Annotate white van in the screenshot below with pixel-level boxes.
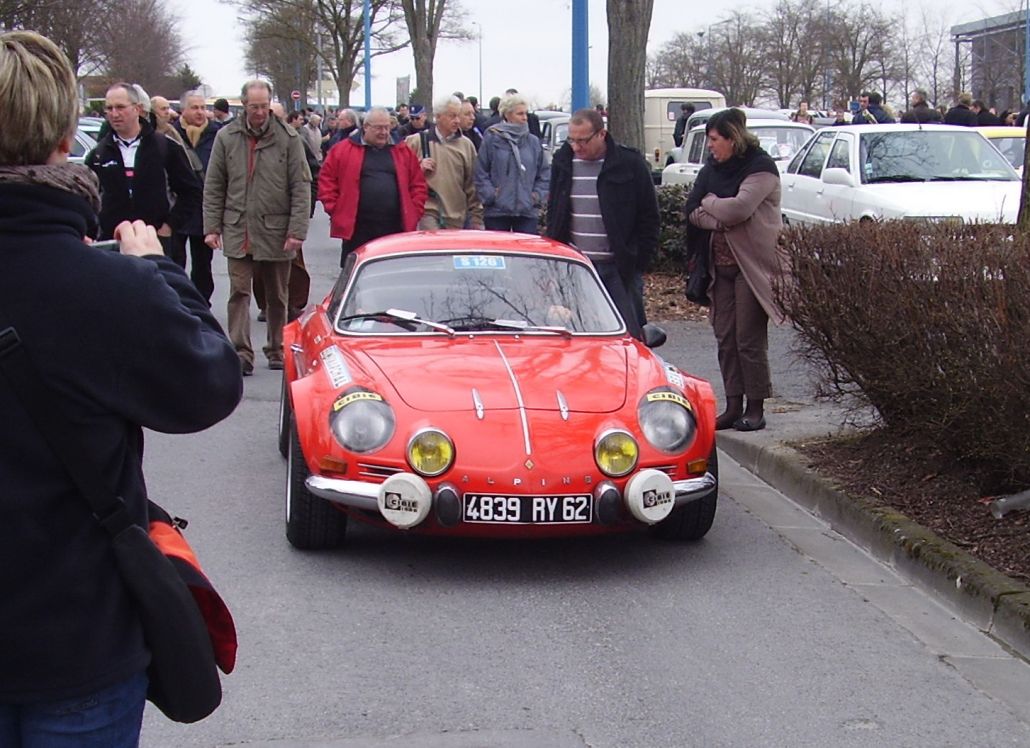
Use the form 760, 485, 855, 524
644, 88, 726, 177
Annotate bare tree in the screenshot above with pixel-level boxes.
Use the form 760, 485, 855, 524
825, 1, 893, 103
8, 0, 112, 78
708, 11, 766, 106
606, 0, 653, 151
244, 7, 317, 105
399, 0, 469, 110
761, 0, 826, 108
647, 32, 706, 89
103, 0, 185, 95
234, 0, 408, 107
916, 6, 954, 107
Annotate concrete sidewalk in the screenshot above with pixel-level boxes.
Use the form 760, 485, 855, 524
713, 396, 1030, 664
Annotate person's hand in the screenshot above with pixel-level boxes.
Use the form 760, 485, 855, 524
114, 220, 163, 257
283, 237, 303, 253
156, 223, 172, 237
204, 232, 222, 250
420, 157, 436, 175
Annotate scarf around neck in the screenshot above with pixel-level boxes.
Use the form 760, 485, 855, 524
0, 162, 101, 214
492, 121, 529, 172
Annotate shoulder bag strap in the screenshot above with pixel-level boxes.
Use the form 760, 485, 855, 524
0, 325, 133, 536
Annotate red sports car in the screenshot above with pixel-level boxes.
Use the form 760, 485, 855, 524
279, 231, 718, 549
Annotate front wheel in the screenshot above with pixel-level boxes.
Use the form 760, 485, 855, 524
286, 418, 347, 550
277, 374, 290, 459
650, 448, 718, 541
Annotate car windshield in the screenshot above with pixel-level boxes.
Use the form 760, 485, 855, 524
755, 126, 813, 161
859, 130, 1018, 184
334, 252, 623, 335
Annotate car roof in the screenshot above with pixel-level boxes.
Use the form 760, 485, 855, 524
688, 118, 813, 134
688, 106, 789, 125
535, 110, 569, 120
976, 126, 1027, 138
818, 123, 987, 134
352, 230, 588, 264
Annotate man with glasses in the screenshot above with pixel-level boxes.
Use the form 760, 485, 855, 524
544, 108, 659, 339
318, 107, 427, 266
203, 79, 311, 375
86, 82, 201, 246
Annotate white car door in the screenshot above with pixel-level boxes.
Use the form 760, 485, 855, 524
661, 128, 708, 187
781, 130, 836, 226
817, 134, 857, 222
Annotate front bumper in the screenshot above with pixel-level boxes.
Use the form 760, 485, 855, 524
305, 469, 717, 529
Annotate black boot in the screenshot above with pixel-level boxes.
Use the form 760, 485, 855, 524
715, 395, 744, 431
734, 398, 766, 432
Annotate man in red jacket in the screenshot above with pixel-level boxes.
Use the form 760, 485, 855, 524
318, 107, 427, 266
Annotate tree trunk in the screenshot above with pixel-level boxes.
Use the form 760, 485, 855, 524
402, 0, 445, 110
606, 0, 653, 153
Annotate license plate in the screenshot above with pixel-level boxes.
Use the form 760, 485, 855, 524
462, 494, 593, 524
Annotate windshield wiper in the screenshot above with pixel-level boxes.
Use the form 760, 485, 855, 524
337, 308, 455, 334
865, 174, 925, 183
440, 316, 572, 336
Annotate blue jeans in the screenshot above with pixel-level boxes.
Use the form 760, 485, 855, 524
483, 215, 539, 234
0, 672, 147, 748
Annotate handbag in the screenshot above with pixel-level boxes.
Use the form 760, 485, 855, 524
685, 251, 711, 307
0, 325, 236, 724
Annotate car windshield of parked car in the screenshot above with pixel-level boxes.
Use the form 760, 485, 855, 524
859, 130, 1018, 184
755, 126, 812, 161
335, 252, 623, 335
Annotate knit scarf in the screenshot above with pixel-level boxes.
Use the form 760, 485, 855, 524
0, 162, 101, 214
492, 121, 528, 173
184, 122, 208, 148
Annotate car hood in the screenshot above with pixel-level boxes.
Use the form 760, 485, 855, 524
358, 338, 629, 413
861, 181, 1021, 221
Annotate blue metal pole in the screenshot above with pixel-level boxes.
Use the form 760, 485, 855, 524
571, 0, 588, 112
364, 0, 372, 109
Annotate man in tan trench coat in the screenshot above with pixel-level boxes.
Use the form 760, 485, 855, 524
203, 80, 310, 374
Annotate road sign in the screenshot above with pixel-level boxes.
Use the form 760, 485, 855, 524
291, 90, 301, 100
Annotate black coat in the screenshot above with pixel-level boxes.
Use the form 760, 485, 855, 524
0, 179, 242, 703
86, 119, 202, 239
545, 134, 660, 282
899, 104, 943, 124
172, 118, 224, 235
944, 105, 978, 127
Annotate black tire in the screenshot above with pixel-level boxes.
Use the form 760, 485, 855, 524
651, 447, 718, 541
277, 374, 290, 459
286, 418, 347, 550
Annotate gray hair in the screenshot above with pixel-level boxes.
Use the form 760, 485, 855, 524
241, 79, 272, 103
132, 83, 151, 113
363, 106, 391, 123
499, 94, 529, 119
433, 94, 462, 116
338, 108, 360, 127
181, 89, 206, 106
108, 81, 140, 105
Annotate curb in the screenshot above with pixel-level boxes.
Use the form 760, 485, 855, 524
716, 431, 1030, 663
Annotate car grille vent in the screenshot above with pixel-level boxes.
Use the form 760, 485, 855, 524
356, 462, 404, 482
653, 464, 678, 477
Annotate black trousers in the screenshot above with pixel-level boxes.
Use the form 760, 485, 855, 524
167, 234, 214, 304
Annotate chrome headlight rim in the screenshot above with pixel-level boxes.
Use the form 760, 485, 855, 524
638, 390, 697, 454
406, 427, 456, 477
594, 428, 640, 478
328, 389, 396, 454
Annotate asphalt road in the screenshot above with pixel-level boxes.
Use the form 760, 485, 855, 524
139, 209, 1029, 746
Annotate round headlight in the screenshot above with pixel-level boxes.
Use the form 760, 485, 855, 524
329, 391, 395, 453
407, 429, 455, 477
595, 430, 639, 477
639, 394, 696, 453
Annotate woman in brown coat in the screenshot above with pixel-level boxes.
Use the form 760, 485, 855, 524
685, 108, 786, 431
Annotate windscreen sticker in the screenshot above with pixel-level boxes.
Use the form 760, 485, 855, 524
332, 391, 383, 412
320, 346, 352, 389
646, 391, 691, 411
454, 255, 506, 270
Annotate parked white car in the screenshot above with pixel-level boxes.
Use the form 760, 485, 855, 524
661, 119, 814, 188
537, 112, 570, 166
780, 124, 1021, 225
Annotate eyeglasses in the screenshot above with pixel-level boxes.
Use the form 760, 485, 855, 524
245, 103, 270, 111
365, 124, 391, 131
565, 130, 601, 147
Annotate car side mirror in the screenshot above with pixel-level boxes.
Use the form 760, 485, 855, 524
822, 167, 854, 187
641, 323, 667, 349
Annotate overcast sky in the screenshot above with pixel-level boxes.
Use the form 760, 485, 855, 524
174, 0, 1010, 108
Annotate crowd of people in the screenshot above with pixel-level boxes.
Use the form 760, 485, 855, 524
781, 90, 1028, 128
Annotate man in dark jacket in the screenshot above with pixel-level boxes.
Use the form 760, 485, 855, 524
972, 100, 1002, 126
86, 82, 202, 245
545, 108, 659, 338
171, 89, 223, 303
851, 92, 893, 124
672, 102, 696, 147
944, 93, 978, 126
899, 89, 943, 123
0, 29, 242, 744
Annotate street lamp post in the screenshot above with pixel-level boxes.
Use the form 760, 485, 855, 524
473, 21, 483, 104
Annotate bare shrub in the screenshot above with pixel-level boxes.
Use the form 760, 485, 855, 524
778, 221, 1030, 491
